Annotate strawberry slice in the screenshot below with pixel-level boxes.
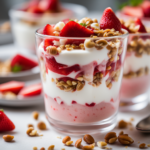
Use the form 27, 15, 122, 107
39, 0, 61, 12
100, 7, 121, 31
43, 24, 54, 35
0, 110, 15, 132
59, 21, 94, 37
122, 6, 144, 18
0, 81, 24, 94
141, 1, 150, 17
121, 24, 131, 33
19, 83, 42, 97
135, 18, 147, 33
11, 54, 38, 71
28, 6, 44, 14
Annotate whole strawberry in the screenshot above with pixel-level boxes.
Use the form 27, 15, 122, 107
100, 7, 121, 31
0, 110, 15, 132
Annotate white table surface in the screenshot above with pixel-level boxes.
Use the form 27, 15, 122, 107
0, 17, 150, 149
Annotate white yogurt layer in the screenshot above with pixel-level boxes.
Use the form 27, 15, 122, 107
123, 53, 150, 74
38, 41, 123, 105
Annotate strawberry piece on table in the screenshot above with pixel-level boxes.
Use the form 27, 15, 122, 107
122, 6, 144, 18
11, 54, 38, 71
100, 7, 121, 31
0, 110, 15, 132
0, 81, 24, 94
60, 21, 94, 37
39, 0, 61, 12
19, 83, 42, 97
43, 24, 54, 35
135, 18, 147, 33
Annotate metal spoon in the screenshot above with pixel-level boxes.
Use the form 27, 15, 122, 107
136, 115, 150, 133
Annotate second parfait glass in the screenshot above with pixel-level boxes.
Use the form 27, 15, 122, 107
120, 33, 150, 111
36, 27, 128, 134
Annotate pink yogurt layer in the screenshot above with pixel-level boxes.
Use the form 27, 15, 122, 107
44, 94, 119, 123
120, 75, 150, 99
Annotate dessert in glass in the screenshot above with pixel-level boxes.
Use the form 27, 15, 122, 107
117, 0, 150, 24
120, 18, 150, 111
9, 0, 87, 53
36, 7, 128, 134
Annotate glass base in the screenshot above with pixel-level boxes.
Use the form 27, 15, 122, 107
120, 93, 149, 111
46, 111, 117, 135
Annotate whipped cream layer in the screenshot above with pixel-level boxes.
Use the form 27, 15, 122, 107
38, 41, 123, 106
123, 53, 150, 74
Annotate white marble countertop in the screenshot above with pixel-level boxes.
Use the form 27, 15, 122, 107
0, 44, 150, 150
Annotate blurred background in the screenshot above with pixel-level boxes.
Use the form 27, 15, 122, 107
0, 0, 126, 20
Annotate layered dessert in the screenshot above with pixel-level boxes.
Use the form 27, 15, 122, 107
9, 0, 75, 52
120, 18, 150, 99
36, 8, 128, 123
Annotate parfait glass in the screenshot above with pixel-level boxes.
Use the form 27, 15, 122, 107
120, 33, 150, 111
35, 28, 128, 134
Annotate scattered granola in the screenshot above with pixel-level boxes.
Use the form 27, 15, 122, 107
62, 136, 71, 144
26, 127, 39, 137
105, 132, 117, 144
83, 134, 95, 144
82, 143, 95, 150
33, 147, 38, 150
48, 145, 55, 150
139, 143, 146, 149
97, 141, 107, 148
65, 141, 73, 146
3, 135, 14, 142
37, 121, 47, 130
32, 111, 39, 120
28, 124, 34, 128
118, 120, 128, 129
75, 138, 82, 149
40, 147, 45, 150
118, 134, 134, 145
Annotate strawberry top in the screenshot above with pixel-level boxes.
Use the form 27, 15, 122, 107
100, 7, 121, 31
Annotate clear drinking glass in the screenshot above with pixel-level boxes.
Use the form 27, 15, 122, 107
35, 27, 128, 134
120, 33, 150, 111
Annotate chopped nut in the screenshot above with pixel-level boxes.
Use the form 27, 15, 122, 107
82, 143, 95, 150
66, 141, 73, 146
37, 121, 46, 130
108, 137, 117, 144
106, 66, 111, 70
105, 132, 117, 144
40, 147, 45, 150
32, 111, 39, 120
84, 39, 95, 48
147, 144, 150, 147
46, 46, 58, 55
26, 127, 38, 137
28, 124, 34, 128
62, 136, 71, 144
61, 148, 65, 150
75, 138, 82, 148
92, 18, 98, 23
48, 145, 55, 150
51, 78, 54, 82
139, 143, 146, 149
118, 134, 134, 145
97, 141, 107, 148
130, 118, 134, 122
3, 135, 14, 142
57, 136, 62, 139
33, 147, 38, 150
118, 120, 128, 129
77, 76, 84, 81
83, 134, 95, 144
76, 81, 85, 91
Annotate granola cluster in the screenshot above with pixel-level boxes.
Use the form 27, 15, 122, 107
0, 60, 11, 75
127, 37, 150, 57
124, 67, 149, 79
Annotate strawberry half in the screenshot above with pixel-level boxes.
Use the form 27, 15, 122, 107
122, 6, 144, 18
135, 18, 147, 33
100, 7, 121, 31
59, 21, 94, 37
141, 1, 150, 17
43, 24, 54, 35
11, 54, 38, 71
121, 24, 131, 33
39, 0, 61, 12
0, 81, 24, 94
0, 110, 15, 132
19, 83, 42, 97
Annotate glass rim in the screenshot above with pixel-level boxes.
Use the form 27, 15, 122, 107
35, 27, 129, 39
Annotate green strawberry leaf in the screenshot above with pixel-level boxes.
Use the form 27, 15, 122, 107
80, 23, 87, 27
12, 65, 22, 73
0, 109, 4, 112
